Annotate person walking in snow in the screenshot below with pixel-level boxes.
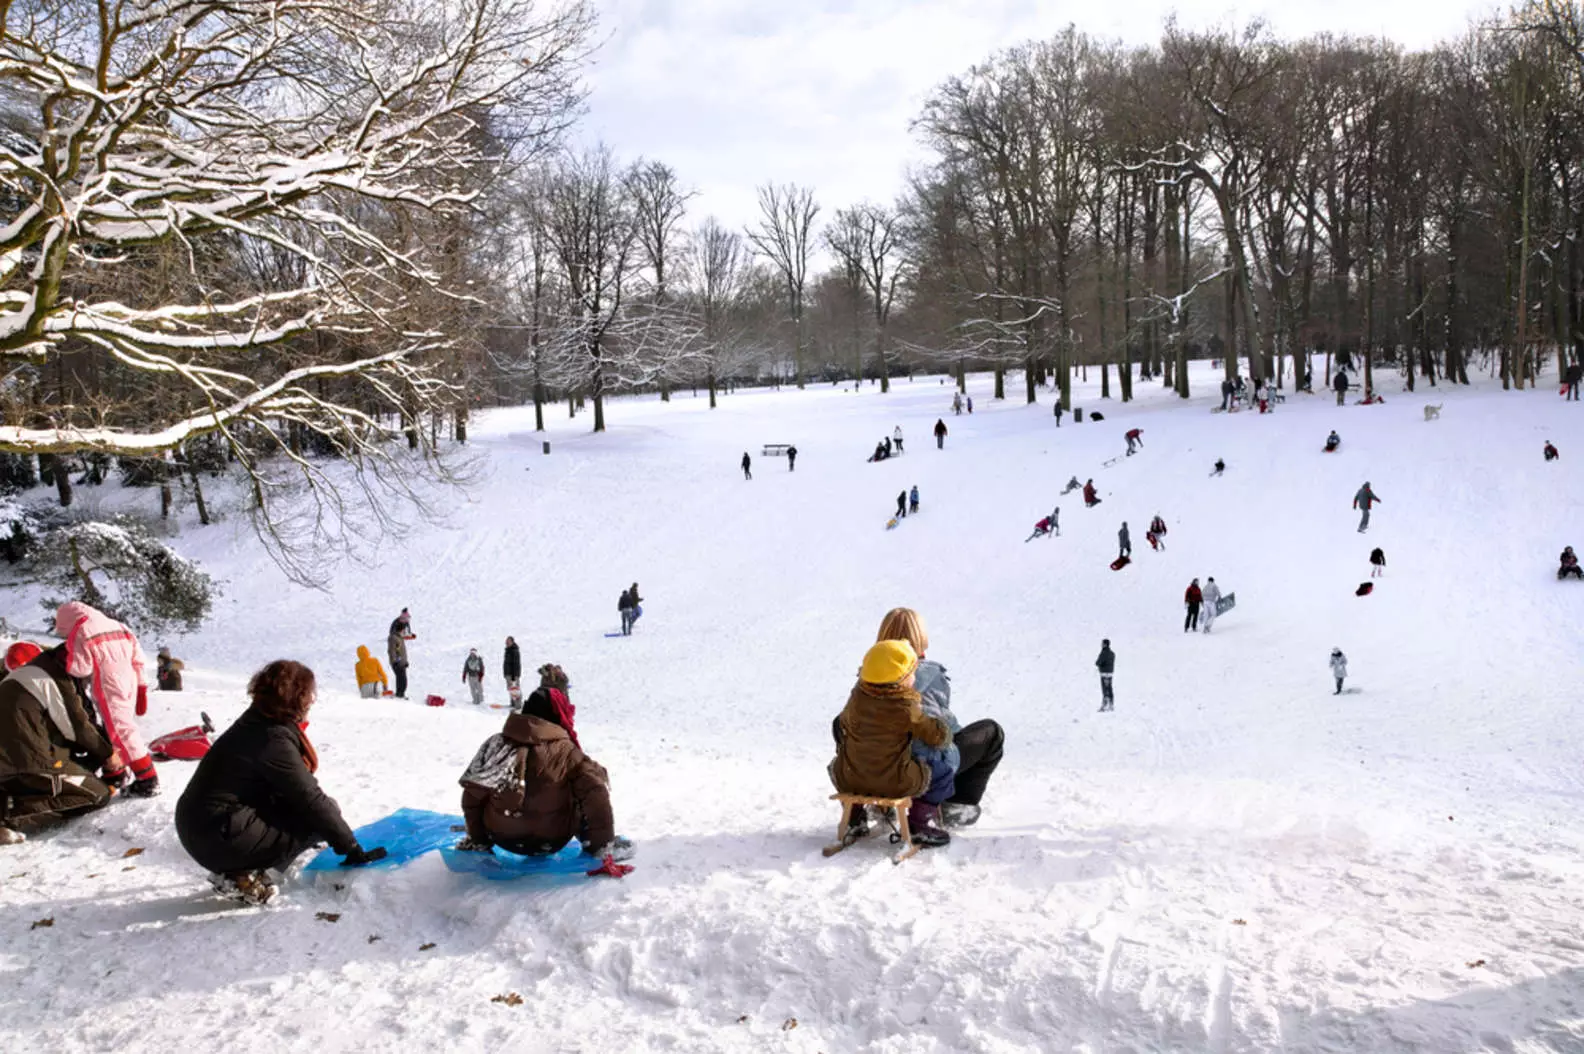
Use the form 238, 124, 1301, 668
1095, 639, 1115, 712
741, 451, 752, 480
1117, 522, 1131, 560
952, 392, 963, 415
1370, 548, 1386, 578
787, 445, 798, 471
1334, 370, 1350, 406
895, 491, 908, 520
967, 396, 974, 413
1566, 360, 1582, 401
54, 601, 157, 797
934, 418, 948, 449
462, 648, 485, 705
355, 645, 388, 698
503, 637, 522, 694
1544, 441, 1559, 462
618, 584, 644, 636
1054, 403, 1064, 427
1083, 479, 1101, 507
893, 426, 904, 454
1125, 428, 1143, 455
1330, 648, 1348, 694
1256, 382, 1270, 414
1200, 577, 1222, 633
909, 485, 920, 514
387, 620, 410, 699
1184, 578, 1203, 632
1353, 481, 1381, 533
177, 660, 385, 905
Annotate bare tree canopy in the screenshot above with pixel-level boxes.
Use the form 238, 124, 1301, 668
745, 182, 819, 388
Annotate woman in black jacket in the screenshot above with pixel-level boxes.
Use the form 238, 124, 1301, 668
503, 636, 522, 690
175, 660, 383, 904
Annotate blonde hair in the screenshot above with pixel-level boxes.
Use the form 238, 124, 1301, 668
875, 607, 929, 657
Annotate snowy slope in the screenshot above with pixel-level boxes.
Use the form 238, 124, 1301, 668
3, 363, 1584, 1053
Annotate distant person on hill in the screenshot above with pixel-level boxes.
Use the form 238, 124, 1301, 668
952, 392, 963, 415
1353, 481, 1381, 533
896, 491, 908, 520
462, 648, 485, 705
967, 396, 974, 413
1566, 360, 1582, 401
1200, 577, 1222, 633
1184, 578, 1203, 632
1117, 522, 1131, 560
934, 419, 948, 449
1334, 370, 1350, 406
1330, 648, 1348, 694
1370, 548, 1386, 578
787, 445, 798, 471
1219, 378, 1233, 411
1054, 403, 1064, 427
1325, 431, 1340, 453
503, 636, 521, 694
1083, 479, 1100, 507
157, 646, 185, 691
883, 436, 893, 458
1212, 458, 1225, 476
354, 646, 388, 698
870, 441, 888, 462
1544, 441, 1559, 462
1026, 516, 1056, 542
910, 485, 920, 514
387, 621, 410, 699
1095, 639, 1115, 712
1125, 428, 1143, 455
741, 451, 752, 480
893, 426, 904, 454
618, 584, 643, 636
1062, 476, 1081, 494
1559, 546, 1581, 580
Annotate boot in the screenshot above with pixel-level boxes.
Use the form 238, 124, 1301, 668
211, 869, 277, 906
124, 775, 161, 798
906, 801, 950, 849
940, 802, 980, 828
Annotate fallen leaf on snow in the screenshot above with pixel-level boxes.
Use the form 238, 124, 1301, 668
419, 942, 436, 951
736, 1016, 749, 1024
491, 992, 523, 1006
315, 912, 341, 923
782, 1018, 798, 1031
1232, 919, 1247, 926
122, 866, 136, 872
367, 935, 381, 944
121, 847, 144, 858
30, 917, 53, 930
1466, 959, 1486, 969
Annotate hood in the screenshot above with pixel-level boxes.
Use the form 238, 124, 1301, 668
357, 646, 371, 660
53, 600, 95, 639
502, 711, 568, 747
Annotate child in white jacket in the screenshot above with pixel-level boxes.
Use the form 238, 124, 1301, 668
1330, 649, 1348, 694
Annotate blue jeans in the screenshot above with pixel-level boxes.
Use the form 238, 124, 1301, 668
921, 755, 955, 805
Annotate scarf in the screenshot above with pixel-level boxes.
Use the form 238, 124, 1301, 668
296, 721, 319, 774
523, 687, 579, 748
460, 733, 525, 793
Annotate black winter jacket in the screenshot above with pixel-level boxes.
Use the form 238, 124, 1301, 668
1095, 646, 1116, 674
176, 710, 358, 873
0, 646, 113, 783
503, 643, 521, 682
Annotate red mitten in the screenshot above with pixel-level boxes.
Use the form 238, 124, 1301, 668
135, 684, 149, 716
586, 855, 634, 879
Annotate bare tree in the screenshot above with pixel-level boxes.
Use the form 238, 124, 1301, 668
627, 160, 694, 400
746, 183, 819, 387
683, 216, 749, 407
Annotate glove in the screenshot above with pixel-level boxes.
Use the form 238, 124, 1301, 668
136, 684, 149, 716
340, 846, 387, 867
586, 855, 633, 879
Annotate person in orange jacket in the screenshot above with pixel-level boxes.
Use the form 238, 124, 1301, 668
355, 646, 389, 698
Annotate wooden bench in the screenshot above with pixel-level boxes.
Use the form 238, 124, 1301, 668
762, 443, 792, 457
821, 793, 918, 864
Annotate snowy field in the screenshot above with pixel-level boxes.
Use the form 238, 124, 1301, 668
3, 361, 1584, 1053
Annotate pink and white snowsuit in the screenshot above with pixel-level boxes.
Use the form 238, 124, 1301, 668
54, 602, 154, 781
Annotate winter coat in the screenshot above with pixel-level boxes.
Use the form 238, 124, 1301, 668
463, 654, 485, 681
459, 712, 614, 854
503, 642, 522, 682
1334, 372, 1349, 392
387, 630, 408, 669
934, 420, 948, 437
1330, 653, 1348, 679
830, 681, 948, 799
1370, 548, 1386, 567
1126, 429, 1142, 441
618, 589, 634, 612
1083, 482, 1098, 504
1185, 583, 1203, 607
355, 646, 388, 690
55, 601, 148, 763
175, 710, 358, 873
1202, 582, 1222, 608
1095, 645, 1115, 675
1353, 485, 1379, 510
157, 654, 185, 691
909, 660, 961, 773
1118, 525, 1131, 548
0, 646, 114, 784
1567, 362, 1582, 384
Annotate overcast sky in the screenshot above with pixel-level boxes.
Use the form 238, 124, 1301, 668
577, 1, 1498, 237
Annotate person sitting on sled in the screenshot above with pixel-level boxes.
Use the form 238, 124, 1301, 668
455, 663, 631, 864
829, 639, 952, 850
1083, 479, 1101, 507
1324, 431, 1340, 452
1147, 514, 1167, 551
1560, 546, 1582, 580
870, 441, 888, 462
1544, 441, 1559, 462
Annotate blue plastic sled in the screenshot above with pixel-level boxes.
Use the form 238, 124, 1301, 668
304, 808, 463, 872
439, 842, 593, 882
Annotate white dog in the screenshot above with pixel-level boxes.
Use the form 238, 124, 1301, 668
1423, 403, 1443, 421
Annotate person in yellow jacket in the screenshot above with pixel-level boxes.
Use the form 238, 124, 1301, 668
355, 646, 389, 698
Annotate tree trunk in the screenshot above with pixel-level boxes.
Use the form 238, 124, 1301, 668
47, 454, 72, 507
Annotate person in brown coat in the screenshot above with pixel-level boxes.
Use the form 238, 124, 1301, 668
455, 665, 630, 861
0, 644, 118, 844
830, 639, 952, 848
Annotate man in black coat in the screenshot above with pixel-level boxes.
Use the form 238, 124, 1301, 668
0, 645, 116, 843
503, 636, 522, 689
1095, 639, 1116, 712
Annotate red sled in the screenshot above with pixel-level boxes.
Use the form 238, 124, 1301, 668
425, 694, 447, 707
1110, 555, 1131, 571
149, 712, 215, 761
1355, 582, 1374, 596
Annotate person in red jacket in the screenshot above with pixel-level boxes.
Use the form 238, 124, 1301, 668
1125, 428, 1144, 456
1184, 578, 1203, 632
1083, 479, 1100, 507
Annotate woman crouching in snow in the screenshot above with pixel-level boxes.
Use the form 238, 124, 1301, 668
454, 663, 631, 862
176, 660, 385, 905
830, 639, 953, 849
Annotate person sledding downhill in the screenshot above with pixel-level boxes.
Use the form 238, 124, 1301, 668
455, 663, 632, 869
829, 640, 952, 850
1083, 479, 1101, 507
1544, 441, 1559, 462
1559, 546, 1582, 580
54, 601, 158, 798
1324, 430, 1341, 453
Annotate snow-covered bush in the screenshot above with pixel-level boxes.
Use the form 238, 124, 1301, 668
33, 518, 215, 634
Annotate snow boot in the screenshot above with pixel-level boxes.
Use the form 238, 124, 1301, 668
124, 775, 161, 798
940, 802, 981, 828
211, 869, 277, 906
0, 826, 25, 845
843, 805, 872, 842
907, 801, 950, 849
583, 836, 635, 863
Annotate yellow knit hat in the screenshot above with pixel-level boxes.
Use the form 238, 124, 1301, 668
860, 639, 918, 685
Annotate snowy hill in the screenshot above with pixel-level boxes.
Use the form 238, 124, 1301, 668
3, 363, 1583, 1053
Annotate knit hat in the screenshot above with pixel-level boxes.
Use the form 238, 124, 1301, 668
538, 663, 569, 690
4, 640, 42, 671
860, 640, 918, 685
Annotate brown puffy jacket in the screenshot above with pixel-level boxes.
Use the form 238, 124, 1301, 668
0, 646, 114, 783
829, 682, 948, 799
460, 713, 613, 853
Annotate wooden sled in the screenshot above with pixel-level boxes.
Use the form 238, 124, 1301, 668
822, 793, 918, 864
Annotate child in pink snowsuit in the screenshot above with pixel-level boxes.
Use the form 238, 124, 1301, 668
54, 601, 157, 793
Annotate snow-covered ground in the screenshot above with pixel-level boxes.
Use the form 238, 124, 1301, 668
3, 362, 1583, 1053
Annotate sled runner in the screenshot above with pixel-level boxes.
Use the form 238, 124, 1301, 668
149, 712, 215, 761
1214, 592, 1236, 616
1110, 555, 1131, 571
1101, 456, 1122, 468
822, 793, 918, 864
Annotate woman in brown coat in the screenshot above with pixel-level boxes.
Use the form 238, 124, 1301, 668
830, 639, 951, 848
455, 664, 630, 861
